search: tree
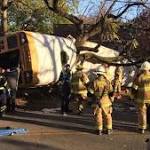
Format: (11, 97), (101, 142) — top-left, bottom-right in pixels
(0, 0), (76, 34)
(43, 0), (150, 64)
(0, 0), (75, 34)
(1, 0), (150, 65)
(130, 9), (150, 59)
(1, 0), (9, 35)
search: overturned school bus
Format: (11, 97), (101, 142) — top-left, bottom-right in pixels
(0, 31), (77, 87)
(0, 31), (137, 89)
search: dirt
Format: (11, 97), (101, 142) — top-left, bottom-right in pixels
(16, 88), (61, 111)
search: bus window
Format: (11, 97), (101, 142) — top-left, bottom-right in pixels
(61, 51), (69, 65)
(0, 50), (19, 69)
(7, 35), (18, 49)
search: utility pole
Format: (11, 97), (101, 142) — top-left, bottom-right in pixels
(1, 0), (8, 35)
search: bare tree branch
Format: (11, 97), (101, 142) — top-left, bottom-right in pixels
(110, 2), (150, 19)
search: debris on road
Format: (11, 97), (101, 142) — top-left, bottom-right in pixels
(0, 127), (28, 136)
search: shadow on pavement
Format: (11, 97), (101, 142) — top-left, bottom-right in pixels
(15, 89), (140, 134)
(1, 109), (139, 134)
(0, 138), (64, 150)
(17, 87), (61, 111)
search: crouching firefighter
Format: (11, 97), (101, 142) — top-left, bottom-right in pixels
(93, 66), (113, 135)
(0, 71), (10, 117)
(71, 64), (89, 114)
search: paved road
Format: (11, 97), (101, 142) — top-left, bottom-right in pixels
(0, 108), (149, 150)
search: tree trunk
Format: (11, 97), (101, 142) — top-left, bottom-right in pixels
(1, 0), (8, 35)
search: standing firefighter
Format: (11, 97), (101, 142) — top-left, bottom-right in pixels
(71, 64), (89, 114)
(112, 66), (123, 99)
(5, 67), (20, 112)
(0, 69), (10, 117)
(93, 66), (113, 135)
(133, 61), (150, 134)
(59, 64), (71, 116)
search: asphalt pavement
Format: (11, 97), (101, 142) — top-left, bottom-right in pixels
(0, 104), (150, 150)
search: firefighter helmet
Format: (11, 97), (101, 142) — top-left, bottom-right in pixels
(96, 66), (106, 75)
(140, 61), (150, 70)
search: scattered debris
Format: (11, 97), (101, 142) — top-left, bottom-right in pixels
(0, 127), (28, 136)
(42, 108), (61, 113)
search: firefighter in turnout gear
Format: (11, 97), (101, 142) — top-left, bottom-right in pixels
(71, 64), (89, 114)
(5, 67), (19, 112)
(133, 61), (150, 134)
(93, 66), (113, 135)
(111, 67), (123, 100)
(0, 69), (10, 117)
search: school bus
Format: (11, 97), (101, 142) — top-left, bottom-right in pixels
(0, 31), (77, 88)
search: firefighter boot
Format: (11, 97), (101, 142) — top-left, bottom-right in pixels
(106, 129), (113, 135)
(96, 130), (102, 135)
(138, 129), (145, 134)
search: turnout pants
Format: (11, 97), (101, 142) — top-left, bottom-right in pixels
(76, 94), (87, 113)
(147, 104), (150, 127)
(69, 93), (87, 113)
(7, 89), (16, 112)
(94, 105), (112, 130)
(137, 103), (150, 129)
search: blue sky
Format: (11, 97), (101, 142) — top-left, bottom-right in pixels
(77, 0), (149, 21)
(77, 0), (100, 16)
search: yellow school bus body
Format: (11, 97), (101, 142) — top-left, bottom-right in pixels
(0, 31), (77, 88)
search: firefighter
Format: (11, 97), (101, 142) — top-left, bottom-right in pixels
(93, 66), (113, 135)
(111, 67), (123, 99)
(133, 61), (150, 134)
(5, 67), (20, 112)
(71, 64), (89, 114)
(147, 103), (150, 130)
(59, 64), (71, 116)
(0, 69), (10, 117)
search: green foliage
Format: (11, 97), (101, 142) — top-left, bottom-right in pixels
(101, 18), (120, 41)
(7, 0), (77, 34)
(129, 39), (139, 49)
